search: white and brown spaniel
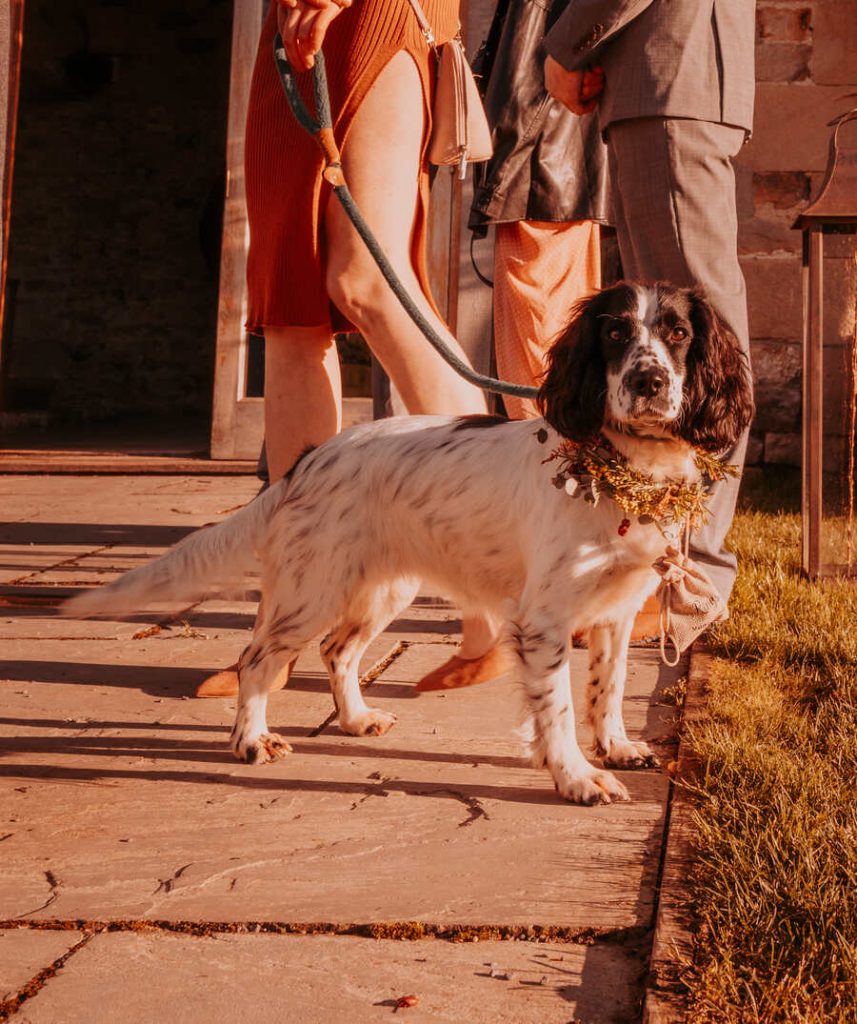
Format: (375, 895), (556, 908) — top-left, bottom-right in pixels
(65, 282), (754, 805)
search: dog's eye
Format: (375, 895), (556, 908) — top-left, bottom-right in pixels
(669, 327), (688, 342)
(608, 327), (624, 342)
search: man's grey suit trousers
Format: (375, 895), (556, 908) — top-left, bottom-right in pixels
(607, 117), (752, 602)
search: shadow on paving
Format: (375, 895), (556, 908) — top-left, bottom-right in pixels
(0, 662), (420, 699)
(0, 522), (195, 546)
(0, 607), (257, 630)
(0, 725), (529, 771)
(0, 760), (636, 809)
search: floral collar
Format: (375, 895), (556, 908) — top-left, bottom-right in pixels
(536, 428), (737, 536)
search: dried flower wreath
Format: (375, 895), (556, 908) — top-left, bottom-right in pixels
(536, 428), (737, 536)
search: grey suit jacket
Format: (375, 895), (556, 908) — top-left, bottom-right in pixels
(544, 0), (755, 133)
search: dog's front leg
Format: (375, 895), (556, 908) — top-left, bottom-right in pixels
(511, 614), (630, 805)
(587, 619), (658, 768)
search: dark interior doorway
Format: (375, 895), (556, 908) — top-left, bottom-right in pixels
(1, 0), (232, 452)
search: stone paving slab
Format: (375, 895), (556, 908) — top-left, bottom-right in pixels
(0, 632), (676, 927)
(0, 475), (260, 531)
(5, 930), (645, 1024)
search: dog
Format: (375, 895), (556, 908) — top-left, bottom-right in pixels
(64, 282), (754, 805)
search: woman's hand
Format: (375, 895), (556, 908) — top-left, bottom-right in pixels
(544, 55), (605, 115)
(277, 0), (352, 72)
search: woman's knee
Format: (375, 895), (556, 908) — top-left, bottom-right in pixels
(325, 254), (389, 331)
(265, 325), (336, 368)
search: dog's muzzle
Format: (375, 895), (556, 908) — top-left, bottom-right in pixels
(623, 364), (675, 418)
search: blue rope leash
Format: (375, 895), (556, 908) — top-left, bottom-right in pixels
(272, 36), (539, 401)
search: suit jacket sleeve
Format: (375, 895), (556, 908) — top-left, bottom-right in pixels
(544, 0), (656, 70)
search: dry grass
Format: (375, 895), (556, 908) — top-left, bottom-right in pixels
(682, 471), (857, 1023)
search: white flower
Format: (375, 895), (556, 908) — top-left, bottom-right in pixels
(565, 476), (579, 496)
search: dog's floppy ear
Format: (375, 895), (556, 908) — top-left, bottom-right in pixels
(538, 292), (607, 441)
(676, 289), (755, 452)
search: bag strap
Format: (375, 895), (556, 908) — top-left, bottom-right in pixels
(404, 0), (438, 49)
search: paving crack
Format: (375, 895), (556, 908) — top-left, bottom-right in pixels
(349, 774), (392, 811)
(145, 857), (288, 910)
(15, 870), (61, 919)
(7, 545), (115, 588)
(409, 787), (489, 828)
(0, 930), (96, 1023)
(2, 635), (127, 641)
(152, 863), (193, 896)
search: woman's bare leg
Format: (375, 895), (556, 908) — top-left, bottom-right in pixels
(325, 52), (486, 417)
(195, 327), (341, 697)
(324, 52), (503, 673)
(263, 326), (342, 483)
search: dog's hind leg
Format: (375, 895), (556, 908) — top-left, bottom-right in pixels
(230, 640), (300, 765)
(586, 619), (658, 769)
(320, 578), (418, 737)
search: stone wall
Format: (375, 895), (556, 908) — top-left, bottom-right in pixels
(3, 0), (232, 422)
(738, 1), (857, 466)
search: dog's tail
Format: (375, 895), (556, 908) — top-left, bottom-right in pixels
(62, 484), (282, 619)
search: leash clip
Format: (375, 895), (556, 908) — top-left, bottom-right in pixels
(323, 163), (345, 187)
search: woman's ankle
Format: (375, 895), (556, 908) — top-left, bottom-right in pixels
(458, 614), (498, 660)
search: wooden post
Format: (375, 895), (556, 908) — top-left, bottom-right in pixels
(802, 226), (824, 578)
(209, 0), (265, 460)
(0, 0), (24, 399)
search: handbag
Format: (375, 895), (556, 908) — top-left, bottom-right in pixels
(405, 0), (493, 178)
(652, 545), (727, 666)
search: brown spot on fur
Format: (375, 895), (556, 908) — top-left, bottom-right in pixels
(452, 413), (508, 432)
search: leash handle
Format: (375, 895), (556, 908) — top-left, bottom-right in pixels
(272, 35), (540, 402)
(273, 39), (331, 136)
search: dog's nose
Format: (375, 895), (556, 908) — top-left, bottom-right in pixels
(627, 366), (666, 398)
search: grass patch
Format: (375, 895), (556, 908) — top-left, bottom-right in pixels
(682, 472), (857, 1022)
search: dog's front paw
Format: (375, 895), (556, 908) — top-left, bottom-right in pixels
(601, 738), (659, 770)
(339, 709), (397, 737)
(232, 731), (292, 765)
(553, 765), (630, 805)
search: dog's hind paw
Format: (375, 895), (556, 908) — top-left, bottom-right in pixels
(339, 709), (397, 737)
(235, 731), (292, 765)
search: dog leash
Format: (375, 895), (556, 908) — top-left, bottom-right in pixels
(272, 37), (539, 401)
(657, 522), (690, 668)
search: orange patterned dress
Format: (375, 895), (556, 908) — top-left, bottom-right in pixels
(244, 0), (460, 333)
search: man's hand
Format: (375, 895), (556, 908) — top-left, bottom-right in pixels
(544, 55), (605, 115)
(277, 0), (352, 72)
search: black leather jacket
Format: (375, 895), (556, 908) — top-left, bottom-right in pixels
(469, 0), (611, 234)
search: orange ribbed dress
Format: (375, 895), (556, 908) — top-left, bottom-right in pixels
(244, 0), (459, 333)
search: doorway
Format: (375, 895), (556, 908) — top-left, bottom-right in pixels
(1, 0), (233, 455)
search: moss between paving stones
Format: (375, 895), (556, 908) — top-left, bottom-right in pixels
(0, 918), (648, 946)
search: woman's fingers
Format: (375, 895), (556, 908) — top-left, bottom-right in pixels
(279, 5), (306, 68)
(278, 1), (345, 72)
(296, 5), (341, 67)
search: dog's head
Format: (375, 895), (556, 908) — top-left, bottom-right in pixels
(537, 281), (755, 452)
